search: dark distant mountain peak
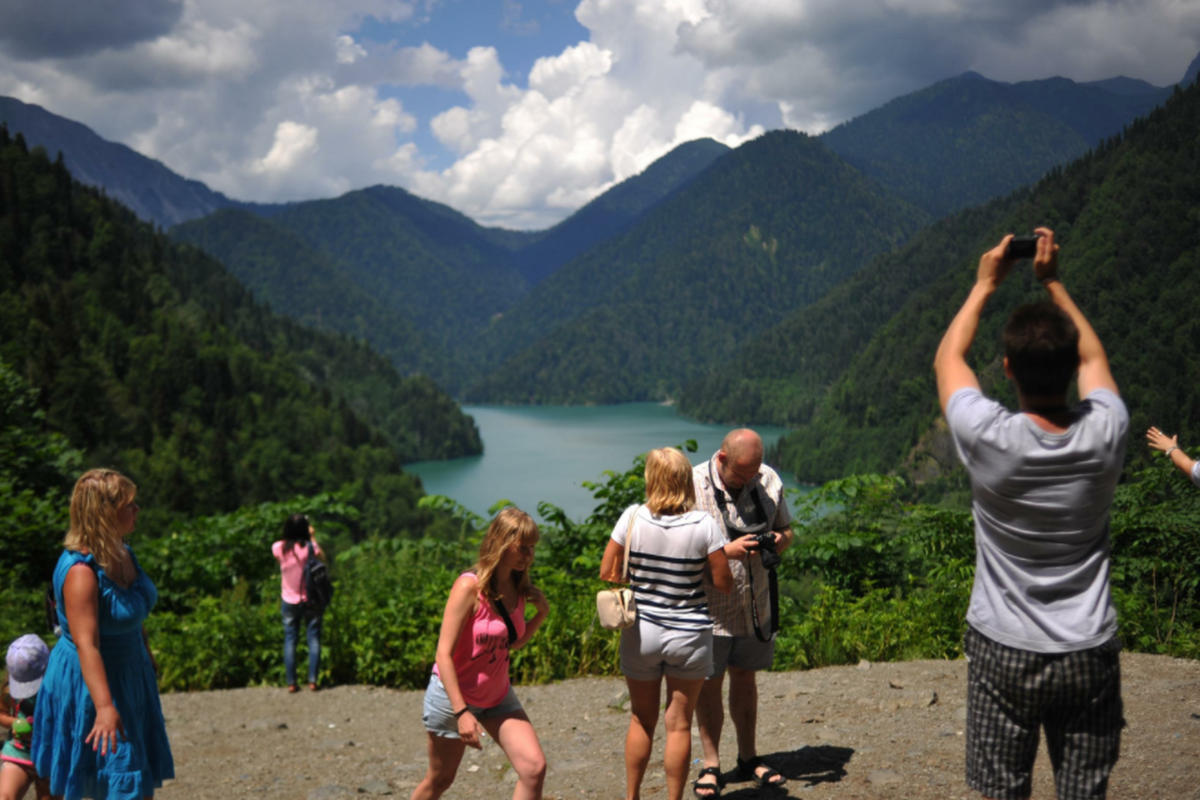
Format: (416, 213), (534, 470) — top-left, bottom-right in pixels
(1184, 50), (1200, 85)
(508, 136), (730, 286)
(957, 70), (991, 82)
(1083, 76), (1167, 96)
(0, 95), (279, 228)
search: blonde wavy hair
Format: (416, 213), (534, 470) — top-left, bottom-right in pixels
(474, 507), (540, 601)
(644, 447), (696, 515)
(64, 468), (137, 576)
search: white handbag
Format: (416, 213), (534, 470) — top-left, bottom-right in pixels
(596, 508), (638, 630)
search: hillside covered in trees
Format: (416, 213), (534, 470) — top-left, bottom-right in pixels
(465, 130), (930, 404)
(0, 127), (480, 531)
(765, 82), (1200, 488)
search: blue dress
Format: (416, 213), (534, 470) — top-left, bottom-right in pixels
(32, 549), (174, 799)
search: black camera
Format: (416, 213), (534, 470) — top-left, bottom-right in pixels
(752, 533), (781, 570)
(1006, 235), (1041, 260)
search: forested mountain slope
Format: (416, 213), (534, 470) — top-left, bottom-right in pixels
(0, 96), (277, 227)
(513, 138), (730, 286)
(677, 192), (1028, 427)
(465, 130), (930, 404)
(174, 185), (533, 390)
(819, 72), (1173, 218)
(0, 128), (479, 527)
(171, 208), (451, 383)
(773, 83), (1200, 485)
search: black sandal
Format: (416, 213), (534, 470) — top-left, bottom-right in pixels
(736, 755), (787, 788)
(693, 766), (725, 798)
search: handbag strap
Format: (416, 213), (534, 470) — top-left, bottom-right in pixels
(620, 506), (639, 582)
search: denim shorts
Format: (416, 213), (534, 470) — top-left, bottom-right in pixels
(422, 673), (524, 738)
(620, 618), (713, 681)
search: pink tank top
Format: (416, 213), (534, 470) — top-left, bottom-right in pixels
(433, 572), (525, 708)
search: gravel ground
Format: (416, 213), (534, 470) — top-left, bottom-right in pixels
(156, 652), (1200, 800)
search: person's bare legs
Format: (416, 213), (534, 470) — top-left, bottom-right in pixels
(481, 711), (547, 800)
(694, 672), (725, 797)
(410, 732), (467, 800)
(727, 665), (781, 785)
(662, 676), (705, 800)
(0, 762), (33, 800)
(624, 677), (662, 800)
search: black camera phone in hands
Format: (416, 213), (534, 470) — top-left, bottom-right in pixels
(1006, 235), (1041, 260)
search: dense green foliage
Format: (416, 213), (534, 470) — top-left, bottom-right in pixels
(0, 128), (477, 533)
(773, 82), (1200, 486)
(820, 74), (1171, 218)
(466, 130), (930, 404)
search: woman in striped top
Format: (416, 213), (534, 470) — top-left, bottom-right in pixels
(601, 448), (733, 800)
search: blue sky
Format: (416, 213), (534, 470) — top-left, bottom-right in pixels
(359, 1), (591, 172)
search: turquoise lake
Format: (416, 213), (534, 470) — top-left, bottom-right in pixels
(407, 404), (808, 523)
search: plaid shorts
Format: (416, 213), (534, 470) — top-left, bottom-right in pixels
(964, 626), (1124, 800)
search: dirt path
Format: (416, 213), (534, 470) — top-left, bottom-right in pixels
(157, 653), (1200, 799)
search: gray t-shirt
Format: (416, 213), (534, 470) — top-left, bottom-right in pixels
(946, 387), (1129, 653)
(611, 505), (725, 632)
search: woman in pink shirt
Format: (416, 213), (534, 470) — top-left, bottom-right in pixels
(271, 514), (324, 693)
(411, 507), (550, 800)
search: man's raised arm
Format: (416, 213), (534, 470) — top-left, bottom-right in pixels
(935, 234), (1015, 415)
(1031, 227), (1119, 398)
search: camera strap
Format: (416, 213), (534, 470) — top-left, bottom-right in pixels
(745, 560), (779, 643)
(708, 461), (778, 643)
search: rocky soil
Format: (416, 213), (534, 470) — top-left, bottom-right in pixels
(156, 653), (1199, 800)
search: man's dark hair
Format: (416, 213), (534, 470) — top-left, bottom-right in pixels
(1003, 303), (1080, 397)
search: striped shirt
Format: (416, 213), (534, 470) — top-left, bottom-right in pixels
(694, 455), (791, 637)
(611, 505), (725, 632)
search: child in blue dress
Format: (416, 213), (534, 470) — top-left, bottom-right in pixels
(1, 634), (51, 800)
(32, 469), (173, 800)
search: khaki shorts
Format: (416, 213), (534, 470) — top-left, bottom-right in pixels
(708, 633), (776, 678)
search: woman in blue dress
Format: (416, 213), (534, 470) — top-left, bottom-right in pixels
(33, 469), (174, 800)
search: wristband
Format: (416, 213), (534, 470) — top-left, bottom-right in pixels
(453, 707), (469, 718)
(1165, 446), (1178, 458)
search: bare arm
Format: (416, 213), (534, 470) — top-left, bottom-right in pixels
(599, 539), (625, 582)
(935, 235), (1014, 415)
(63, 563), (126, 756)
(434, 575), (484, 749)
(1147, 427), (1197, 479)
(511, 587), (549, 651)
(1033, 228), (1118, 397)
(707, 548), (733, 594)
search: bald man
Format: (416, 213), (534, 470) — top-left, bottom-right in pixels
(691, 429), (794, 795)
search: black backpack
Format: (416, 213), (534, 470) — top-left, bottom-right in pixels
(302, 542), (333, 614)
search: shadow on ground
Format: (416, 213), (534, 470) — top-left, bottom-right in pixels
(716, 746), (854, 797)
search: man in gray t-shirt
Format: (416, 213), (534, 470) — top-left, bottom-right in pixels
(934, 227), (1128, 800)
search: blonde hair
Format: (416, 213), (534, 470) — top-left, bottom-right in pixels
(64, 468), (137, 576)
(474, 507), (540, 601)
(645, 448), (695, 515)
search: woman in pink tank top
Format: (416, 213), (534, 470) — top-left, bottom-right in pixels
(412, 508), (550, 800)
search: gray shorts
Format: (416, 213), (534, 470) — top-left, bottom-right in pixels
(708, 633), (776, 678)
(964, 626), (1123, 800)
(620, 618), (713, 681)
(422, 673), (524, 738)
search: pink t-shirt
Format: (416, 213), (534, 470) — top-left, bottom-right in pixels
(433, 572), (526, 708)
(272, 539), (321, 604)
